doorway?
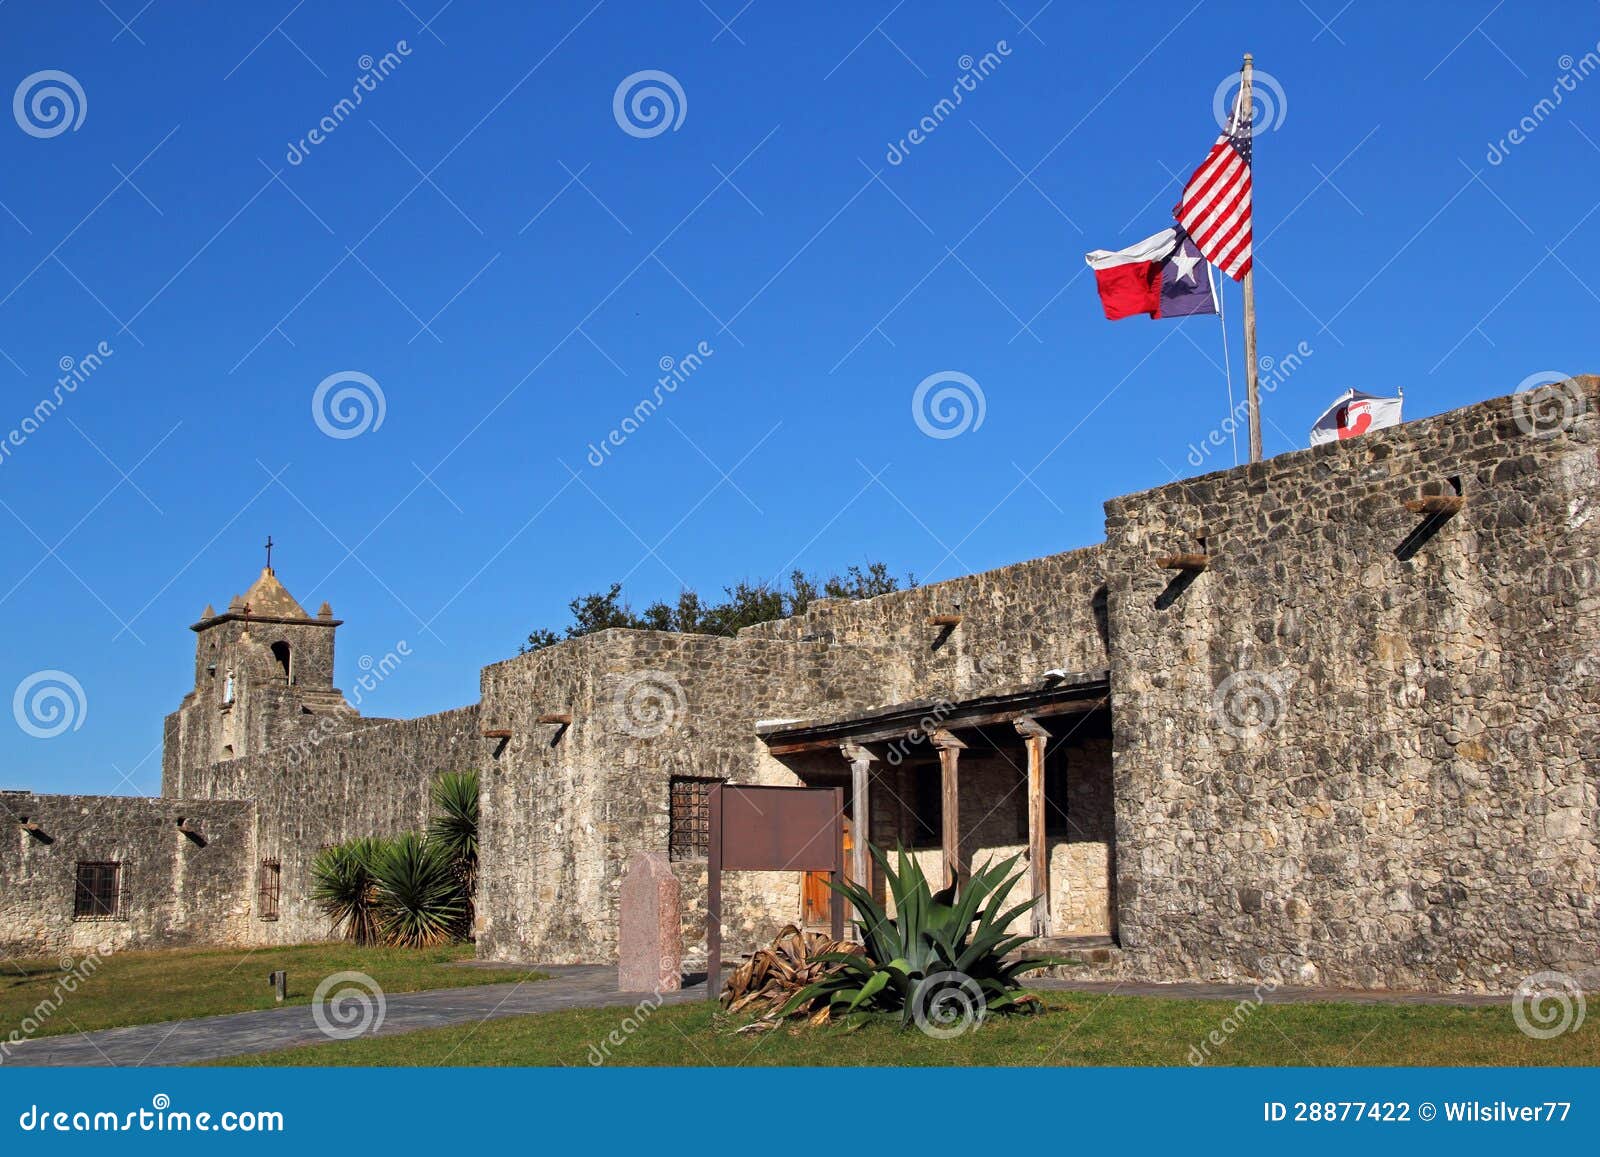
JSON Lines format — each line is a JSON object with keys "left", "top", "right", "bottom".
{"left": 802, "top": 815, "right": 853, "bottom": 927}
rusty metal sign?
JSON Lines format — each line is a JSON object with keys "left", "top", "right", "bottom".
{"left": 706, "top": 783, "right": 844, "bottom": 998}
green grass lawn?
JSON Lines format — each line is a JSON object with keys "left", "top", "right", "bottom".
{"left": 1, "top": 943, "right": 544, "bottom": 1039}
{"left": 214, "top": 990, "right": 1599, "bottom": 1067}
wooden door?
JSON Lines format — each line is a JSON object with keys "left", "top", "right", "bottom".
{"left": 802, "top": 817, "right": 852, "bottom": 926}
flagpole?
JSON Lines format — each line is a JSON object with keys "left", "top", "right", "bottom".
{"left": 1213, "top": 262, "right": 1238, "bottom": 466}
{"left": 1240, "top": 53, "right": 1262, "bottom": 463}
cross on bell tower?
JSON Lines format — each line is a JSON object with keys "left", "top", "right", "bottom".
{"left": 264, "top": 535, "right": 274, "bottom": 573}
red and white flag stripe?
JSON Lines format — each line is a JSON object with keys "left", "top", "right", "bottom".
{"left": 1178, "top": 126, "right": 1253, "bottom": 280}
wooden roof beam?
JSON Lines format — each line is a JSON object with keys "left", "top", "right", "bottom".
{"left": 763, "top": 696, "right": 1109, "bottom": 755}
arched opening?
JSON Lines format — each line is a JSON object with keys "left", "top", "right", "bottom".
{"left": 270, "top": 641, "right": 293, "bottom": 684}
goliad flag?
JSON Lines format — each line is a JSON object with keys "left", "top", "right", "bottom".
{"left": 1085, "top": 228, "right": 1217, "bottom": 321}
{"left": 1177, "top": 93, "right": 1253, "bottom": 280}
{"left": 1310, "top": 389, "right": 1403, "bottom": 445}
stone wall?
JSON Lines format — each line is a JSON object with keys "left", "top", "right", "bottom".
{"left": 0, "top": 792, "right": 256, "bottom": 958}
{"left": 6, "top": 376, "right": 1591, "bottom": 996}
{"left": 475, "top": 629, "right": 897, "bottom": 964}
{"left": 1102, "top": 378, "right": 1600, "bottom": 992}
{"left": 740, "top": 544, "right": 1109, "bottom": 698}
{"left": 176, "top": 705, "right": 481, "bottom": 944}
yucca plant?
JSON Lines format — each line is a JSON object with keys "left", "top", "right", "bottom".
{"left": 781, "top": 845, "right": 1055, "bottom": 1028}
{"left": 372, "top": 831, "right": 466, "bottom": 948}
{"left": 428, "top": 770, "right": 479, "bottom": 932}
{"left": 309, "top": 837, "right": 387, "bottom": 946}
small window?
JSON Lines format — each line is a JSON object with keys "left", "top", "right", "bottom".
{"left": 270, "top": 642, "right": 293, "bottom": 684}
{"left": 909, "top": 766, "right": 943, "bottom": 849}
{"left": 73, "top": 862, "right": 123, "bottom": 920}
{"left": 668, "top": 777, "right": 720, "bottom": 861}
{"left": 258, "top": 859, "right": 281, "bottom": 921}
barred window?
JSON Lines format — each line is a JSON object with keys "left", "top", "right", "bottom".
{"left": 258, "top": 859, "right": 282, "bottom": 921}
{"left": 73, "top": 862, "right": 123, "bottom": 920}
{"left": 669, "top": 778, "right": 720, "bottom": 861}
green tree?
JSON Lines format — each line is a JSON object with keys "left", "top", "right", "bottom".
{"left": 520, "top": 563, "right": 913, "bottom": 653}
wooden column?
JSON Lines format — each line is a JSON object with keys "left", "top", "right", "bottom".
{"left": 829, "top": 786, "right": 846, "bottom": 944}
{"left": 840, "top": 743, "right": 875, "bottom": 897}
{"left": 1014, "top": 716, "right": 1052, "bottom": 938}
{"left": 931, "top": 729, "right": 967, "bottom": 888}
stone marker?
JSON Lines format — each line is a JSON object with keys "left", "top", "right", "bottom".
{"left": 618, "top": 852, "right": 682, "bottom": 992}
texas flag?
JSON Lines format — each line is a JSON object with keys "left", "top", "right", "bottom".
{"left": 1310, "top": 389, "right": 1404, "bottom": 445}
{"left": 1085, "top": 228, "right": 1217, "bottom": 321}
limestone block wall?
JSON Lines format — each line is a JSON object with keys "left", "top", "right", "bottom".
{"left": 475, "top": 629, "right": 897, "bottom": 964}
{"left": 175, "top": 705, "right": 481, "bottom": 944}
{"left": 0, "top": 792, "right": 256, "bottom": 958}
{"left": 739, "top": 544, "right": 1109, "bottom": 699}
{"left": 1102, "top": 379, "right": 1600, "bottom": 992}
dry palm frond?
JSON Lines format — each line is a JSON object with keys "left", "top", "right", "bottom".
{"left": 720, "top": 924, "right": 862, "bottom": 1019}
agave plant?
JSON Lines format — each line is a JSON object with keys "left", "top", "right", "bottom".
{"left": 783, "top": 845, "right": 1054, "bottom": 1028}
{"left": 310, "top": 837, "right": 387, "bottom": 946}
{"left": 721, "top": 924, "right": 862, "bottom": 1021}
{"left": 372, "top": 831, "right": 467, "bottom": 948}
{"left": 428, "top": 770, "right": 479, "bottom": 925}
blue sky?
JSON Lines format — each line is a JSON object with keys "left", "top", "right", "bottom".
{"left": 2, "top": 0, "right": 1595, "bottom": 794}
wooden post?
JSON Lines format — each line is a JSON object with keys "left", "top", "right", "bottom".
{"left": 931, "top": 729, "right": 967, "bottom": 888}
{"left": 705, "top": 783, "right": 723, "bottom": 1001}
{"left": 1239, "top": 52, "right": 1262, "bottom": 464}
{"left": 841, "top": 743, "right": 875, "bottom": 916}
{"left": 830, "top": 786, "right": 846, "bottom": 944}
{"left": 1014, "top": 717, "right": 1052, "bottom": 938}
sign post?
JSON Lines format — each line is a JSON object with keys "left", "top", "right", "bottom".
{"left": 705, "top": 783, "right": 845, "bottom": 999}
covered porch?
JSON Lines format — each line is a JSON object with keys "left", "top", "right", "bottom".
{"left": 755, "top": 671, "right": 1115, "bottom": 945}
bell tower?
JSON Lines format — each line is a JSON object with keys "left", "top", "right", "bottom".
{"left": 162, "top": 550, "right": 359, "bottom": 795}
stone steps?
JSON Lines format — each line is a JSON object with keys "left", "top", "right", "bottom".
{"left": 1013, "top": 934, "right": 1124, "bottom": 979}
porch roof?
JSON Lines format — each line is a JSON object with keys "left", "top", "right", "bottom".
{"left": 755, "top": 668, "right": 1110, "bottom": 755}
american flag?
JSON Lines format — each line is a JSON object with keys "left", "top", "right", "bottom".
{"left": 1177, "top": 92, "right": 1253, "bottom": 280}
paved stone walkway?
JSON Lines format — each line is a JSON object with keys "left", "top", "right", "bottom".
{"left": 6, "top": 965, "right": 1514, "bottom": 1067}
{"left": 1032, "top": 978, "right": 1511, "bottom": 1007}
{"left": 3, "top": 965, "right": 703, "bottom": 1068}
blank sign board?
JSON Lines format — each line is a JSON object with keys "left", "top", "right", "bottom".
{"left": 706, "top": 782, "right": 845, "bottom": 999}
{"left": 716, "top": 784, "right": 842, "bottom": 872}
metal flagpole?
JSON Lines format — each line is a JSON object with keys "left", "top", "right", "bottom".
{"left": 1212, "top": 262, "right": 1238, "bottom": 466}
{"left": 1239, "top": 53, "right": 1262, "bottom": 463}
